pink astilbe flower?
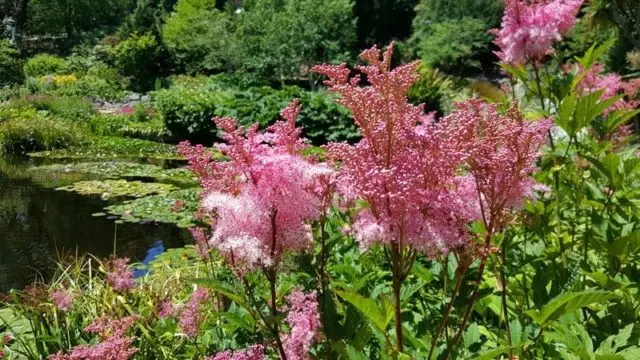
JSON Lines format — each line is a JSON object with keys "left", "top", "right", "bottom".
{"left": 313, "top": 43, "right": 478, "bottom": 255}
{"left": 492, "top": 0, "right": 584, "bottom": 65}
{"left": 48, "top": 336, "right": 138, "bottom": 360}
{"left": 105, "top": 257, "right": 135, "bottom": 293}
{"left": 443, "top": 100, "right": 552, "bottom": 233}
{"left": 575, "top": 63, "right": 640, "bottom": 113}
{"left": 178, "top": 100, "right": 333, "bottom": 268}
{"left": 49, "top": 316, "right": 139, "bottom": 360}
{"left": 189, "top": 227, "right": 213, "bottom": 260}
{"left": 282, "top": 290, "right": 320, "bottom": 360}
{"left": 178, "top": 287, "right": 209, "bottom": 337}
{"left": 51, "top": 290, "right": 76, "bottom": 312}
{"left": 206, "top": 345, "right": 266, "bottom": 360}
{"left": 158, "top": 300, "right": 176, "bottom": 318}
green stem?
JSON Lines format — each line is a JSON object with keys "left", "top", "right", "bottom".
{"left": 427, "top": 267, "right": 466, "bottom": 360}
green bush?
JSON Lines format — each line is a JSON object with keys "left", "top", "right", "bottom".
{"left": 412, "top": 18, "right": 493, "bottom": 75}
{"left": 110, "top": 33, "right": 161, "bottom": 91}
{"left": 52, "top": 75, "right": 127, "bottom": 102}
{"left": 11, "top": 95, "right": 95, "bottom": 122}
{"left": 89, "top": 114, "right": 168, "bottom": 141}
{"left": 0, "top": 40, "right": 23, "bottom": 86}
{"left": 0, "top": 116, "right": 86, "bottom": 154}
{"left": 23, "top": 54, "right": 68, "bottom": 77}
{"left": 155, "top": 81, "right": 357, "bottom": 144}
{"left": 154, "top": 84, "right": 233, "bottom": 143}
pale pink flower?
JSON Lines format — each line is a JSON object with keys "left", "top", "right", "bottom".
{"left": 178, "top": 288, "right": 209, "bottom": 337}
{"left": 51, "top": 290, "right": 75, "bottom": 312}
{"left": 206, "top": 345, "right": 265, "bottom": 360}
{"left": 492, "top": 0, "right": 584, "bottom": 64}
{"left": 179, "top": 100, "right": 333, "bottom": 268}
{"left": 282, "top": 290, "right": 320, "bottom": 360}
{"left": 49, "top": 316, "right": 139, "bottom": 360}
{"left": 159, "top": 300, "right": 176, "bottom": 318}
{"left": 105, "top": 258, "right": 135, "bottom": 293}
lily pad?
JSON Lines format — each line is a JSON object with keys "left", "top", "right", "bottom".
{"left": 30, "top": 161, "right": 197, "bottom": 187}
{"left": 57, "top": 179, "right": 175, "bottom": 200}
{"left": 101, "top": 188, "right": 200, "bottom": 227}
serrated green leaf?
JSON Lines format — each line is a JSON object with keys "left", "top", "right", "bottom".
{"left": 335, "top": 290, "right": 391, "bottom": 332}
{"left": 526, "top": 291, "right": 614, "bottom": 327}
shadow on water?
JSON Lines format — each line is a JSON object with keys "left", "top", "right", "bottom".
{"left": 0, "top": 159, "right": 189, "bottom": 293}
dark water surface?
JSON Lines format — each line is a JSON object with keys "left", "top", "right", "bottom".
{"left": 0, "top": 161, "right": 188, "bottom": 292}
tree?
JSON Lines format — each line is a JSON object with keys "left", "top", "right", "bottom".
{"left": 407, "top": 0, "right": 503, "bottom": 75}
{"left": 235, "top": 0, "right": 356, "bottom": 85}
{"left": 162, "top": 0, "right": 235, "bottom": 73}
{"left": 0, "top": 39, "right": 22, "bottom": 85}
{"left": 354, "top": 0, "right": 419, "bottom": 47}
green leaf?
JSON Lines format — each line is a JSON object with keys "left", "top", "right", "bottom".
{"left": 596, "top": 324, "right": 634, "bottom": 355}
{"left": 335, "top": 290, "right": 392, "bottom": 332}
{"left": 344, "top": 344, "right": 368, "bottom": 360}
{"left": 193, "top": 278, "right": 251, "bottom": 311}
{"left": 556, "top": 94, "right": 577, "bottom": 135}
{"left": 526, "top": 291, "right": 614, "bottom": 327}
{"left": 472, "top": 343, "right": 527, "bottom": 360}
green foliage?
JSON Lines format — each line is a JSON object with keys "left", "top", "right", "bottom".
{"left": 408, "top": 0, "right": 502, "bottom": 75}
{"left": 23, "top": 54, "right": 68, "bottom": 78}
{"left": 234, "top": 0, "right": 356, "bottom": 83}
{"left": 0, "top": 117, "right": 86, "bottom": 154}
{"left": 412, "top": 17, "right": 493, "bottom": 75}
{"left": 0, "top": 40, "right": 23, "bottom": 86}
{"left": 110, "top": 33, "right": 162, "bottom": 91}
{"left": 154, "top": 80, "right": 357, "bottom": 144}
{"left": 162, "top": 0, "right": 234, "bottom": 73}
{"left": 407, "top": 64, "right": 454, "bottom": 113}
{"left": 90, "top": 114, "right": 168, "bottom": 141}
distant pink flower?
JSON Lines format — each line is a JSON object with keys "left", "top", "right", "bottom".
{"left": 575, "top": 63, "right": 640, "bottom": 113}
{"left": 48, "top": 336, "right": 138, "bottom": 360}
{"left": 170, "top": 200, "right": 185, "bottom": 212}
{"left": 179, "top": 100, "right": 333, "bottom": 269}
{"left": 282, "top": 290, "right": 320, "bottom": 360}
{"left": 206, "top": 344, "right": 265, "bottom": 360}
{"left": 51, "top": 290, "right": 75, "bottom": 312}
{"left": 50, "top": 316, "right": 139, "bottom": 360}
{"left": 2, "top": 334, "right": 12, "bottom": 344}
{"left": 178, "top": 288, "right": 209, "bottom": 337}
{"left": 159, "top": 300, "right": 176, "bottom": 318}
{"left": 105, "top": 257, "right": 135, "bottom": 293}
{"left": 313, "top": 43, "right": 478, "bottom": 255}
{"left": 85, "top": 315, "right": 139, "bottom": 338}
{"left": 189, "top": 227, "right": 212, "bottom": 260}
{"left": 492, "top": 0, "right": 583, "bottom": 65}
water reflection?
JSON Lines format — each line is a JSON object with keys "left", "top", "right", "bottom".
{"left": 0, "top": 165, "right": 188, "bottom": 292}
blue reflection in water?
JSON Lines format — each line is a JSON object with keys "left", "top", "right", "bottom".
{"left": 134, "top": 240, "right": 165, "bottom": 278}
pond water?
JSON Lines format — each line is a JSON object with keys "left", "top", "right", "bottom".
{"left": 0, "top": 161, "right": 188, "bottom": 293}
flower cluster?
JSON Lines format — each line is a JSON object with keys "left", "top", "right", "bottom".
{"left": 282, "top": 290, "right": 320, "bottom": 360}
{"left": 442, "top": 100, "right": 552, "bottom": 233}
{"left": 313, "top": 44, "right": 480, "bottom": 254}
{"left": 576, "top": 63, "right": 640, "bottom": 113}
{"left": 178, "top": 287, "right": 209, "bottom": 337}
{"left": 105, "top": 257, "right": 135, "bottom": 293}
{"left": 492, "top": 0, "right": 584, "bottom": 65}
{"left": 49, "top": 316, "right": 139, "bottom": 360}
{"left": 51, "top": 290, "right": 76, "bottom": 312}
{"left": 179, "top": 100, "right": 332, "bottom": 268}
{"left": 206, "top": 345, "right": 265, "bottom": 360}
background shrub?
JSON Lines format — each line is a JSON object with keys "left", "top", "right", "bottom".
{"left": 0, "top": 40, "right": 23, "bottom": 86}
{"left": 0, "top": 117, "right": 86, "bottom": 154}
{"left": 110, "top": 33, "right": 162, "bottom": 91}
{"left": 408, "top": 64, "right": 454, "bottom": 113}
{"left": 23, "top": 54, "right": 68, "bottom": 78}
